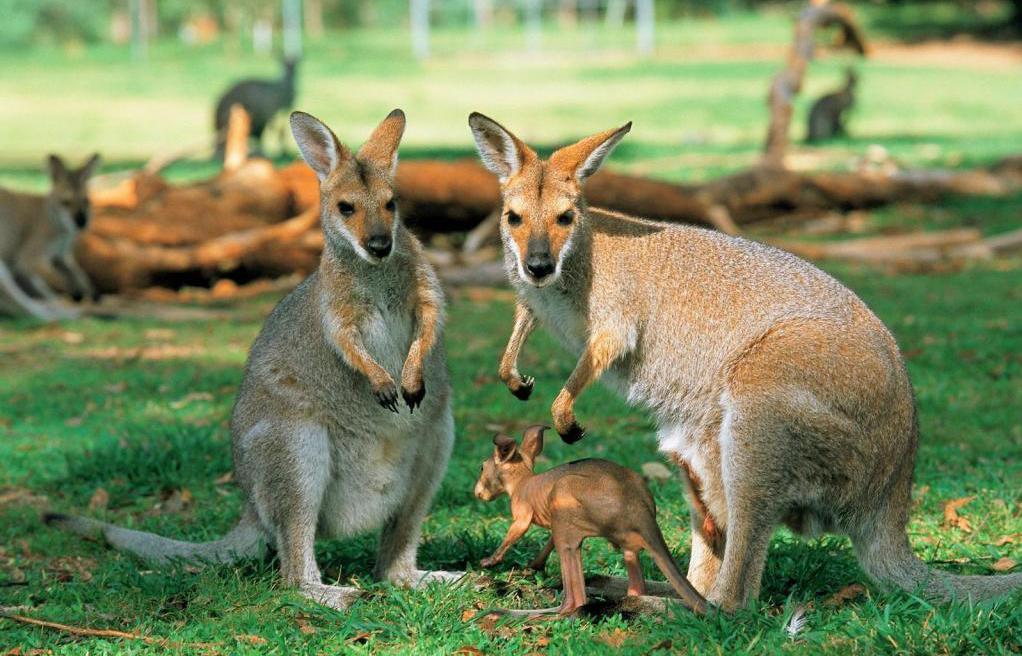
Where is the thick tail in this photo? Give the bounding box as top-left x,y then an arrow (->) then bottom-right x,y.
855,526 -> 1022,602
43,506 -> 265,566
640,527 -> 709,614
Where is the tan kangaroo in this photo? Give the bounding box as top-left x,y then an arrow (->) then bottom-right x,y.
0,154 -> 100,321
474,425 -> 707,616
468,112 -> 1022,611
46,110 -> 461,610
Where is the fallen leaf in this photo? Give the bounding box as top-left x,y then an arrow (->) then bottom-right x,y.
235,635 -> 267,646
157,489 -> 193,514
347,631 -> 373,644
214,471 -> 234,485
600,628 -> 632,648
991,557 -> 1017,572
460,608 -> 478,622
61,332 -> 84,344
455,647 -> 484,656
993,534 -> 1021,546
294,616 -> 316,635
825,583 -> 866,607
641,462 -> 673,481
170,392 -> 214,409
942,496 -> 975,533
88,488 -> 109,511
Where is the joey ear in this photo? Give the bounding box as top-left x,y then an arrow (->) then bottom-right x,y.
493,434 -> 518,464
289,111 -> 351,181
357,109 -> 405,177
47,154 -> 69,183
468,112 -> 534,183
549,121 -> 631,182
520,425 -> 547,462
78,153 -> 101,181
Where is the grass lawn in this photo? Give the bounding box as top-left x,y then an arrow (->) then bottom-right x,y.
1,6 -> 1021,654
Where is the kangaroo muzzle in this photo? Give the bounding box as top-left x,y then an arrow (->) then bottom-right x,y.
365,232 -> 392,259
524,237 -> 555,283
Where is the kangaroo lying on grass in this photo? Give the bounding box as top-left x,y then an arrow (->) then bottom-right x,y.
468,112 -> 1022,611
0,154 -> 99,321
47,110 -> 461,610
474,425 -> 708,616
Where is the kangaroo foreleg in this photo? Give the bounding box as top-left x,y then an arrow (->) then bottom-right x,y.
499,301 -> 537,400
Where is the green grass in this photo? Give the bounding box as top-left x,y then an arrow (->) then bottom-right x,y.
1,254 -> 1020,654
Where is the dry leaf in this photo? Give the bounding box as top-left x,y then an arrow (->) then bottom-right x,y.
88,488 -> 109,511
236,635 -> 267,646
825,583 -> 866,607
641,462 -> 673,481
294,616 -> 316,635
991,557 -> 1017,572
347,631 -> 372,644
993,534 -> 1021,546
600,628 -> 632,648
214,471 -> 234,485
460,608 -> 478,622
455,647 -> 484,656
942,496 -> 976,533
158,489 -> 193,514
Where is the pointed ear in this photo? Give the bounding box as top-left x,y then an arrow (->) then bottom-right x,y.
78,153 -> 101,181
493,434 -> 518,464
520,425 -> 547,462
357,109 -> 405,177
468,112 -> 534,183
549,122 -> 631,182
47,154 -> 69,184
289,111 -> 351,181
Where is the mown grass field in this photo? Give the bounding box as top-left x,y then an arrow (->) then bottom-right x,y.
2,7 -> 1022,654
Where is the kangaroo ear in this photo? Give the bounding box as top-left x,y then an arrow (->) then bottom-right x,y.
520,425 -> 547,462
78,153 -> 101,180
468,112 -> 535,183
47,154 -> 69,184
357,109 -> 405,177
549,122 -> 631,182
493,434 -> 518,464
290,111 -> 352,181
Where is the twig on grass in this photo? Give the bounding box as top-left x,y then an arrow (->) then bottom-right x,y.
0,611 -> 215,650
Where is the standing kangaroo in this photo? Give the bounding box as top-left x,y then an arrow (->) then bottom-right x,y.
47,110 -> 460,610
474,425 -> 707,616
0,154 -> 99,321
214,57 -> 298,158
806,68 -> 857,142
467,112 -> 1022,611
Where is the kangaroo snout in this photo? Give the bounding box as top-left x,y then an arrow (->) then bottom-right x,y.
524,238 -> 555,282
365,233 -> 392,259
74,210 -> 89,228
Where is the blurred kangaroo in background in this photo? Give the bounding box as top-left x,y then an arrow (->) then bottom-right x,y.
806,68 -> 857,142
468,112 -> 1022,611
214,57 -> 298,158
0,154 -> 99,321
48,110 -> 461,610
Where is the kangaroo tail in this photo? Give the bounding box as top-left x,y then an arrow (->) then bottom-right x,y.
640,526 -> 709,614
855,524 -> 1022,602
43,506 -> 265,566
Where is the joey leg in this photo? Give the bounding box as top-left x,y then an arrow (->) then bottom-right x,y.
623,549 -> 646,596
528,537 -> 554,571
555,538 -> 587,615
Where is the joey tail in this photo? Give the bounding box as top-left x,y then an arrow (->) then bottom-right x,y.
640,526 -> 709,614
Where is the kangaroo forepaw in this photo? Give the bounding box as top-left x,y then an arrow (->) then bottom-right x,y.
559,422 -> 585,444
401,382 -> 425,412
374,382 -> 400,413
509,376 -> 535,401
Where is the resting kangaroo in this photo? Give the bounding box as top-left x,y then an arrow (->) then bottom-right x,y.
474,425 -> 707,616
0,154 -> 99,321
47,110 -> 460,610
468,112 -> 1022,610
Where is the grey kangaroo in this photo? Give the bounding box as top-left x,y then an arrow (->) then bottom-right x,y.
0,154 -> 99,321
47,110 -> 461,610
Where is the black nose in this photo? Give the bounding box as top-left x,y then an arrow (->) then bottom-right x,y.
366,234 -> 392,258
74,211 -> 88,228
525,254 -> 555,279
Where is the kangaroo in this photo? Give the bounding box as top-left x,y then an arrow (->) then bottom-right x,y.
0,154 -> 99,321
806,68 -> 857,142
467,112 -> 1022,611
214,57 -> 298,158
46,110 -> 461,610
474,425 -> 707,616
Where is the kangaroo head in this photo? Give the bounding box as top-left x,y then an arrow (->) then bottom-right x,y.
468,113 -> 630,287
290,109 -> 405,264
47,153 -> 100,231
474,425 -> 547,501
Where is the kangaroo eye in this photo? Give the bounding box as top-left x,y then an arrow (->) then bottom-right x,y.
506,210 -> 523,227
557,210 -> 574,226
338,201 -> 355,216
384,198 -> 397,212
